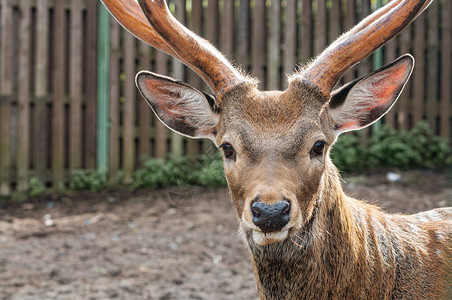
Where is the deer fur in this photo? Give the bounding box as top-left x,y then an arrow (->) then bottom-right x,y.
219,81 -> 452,300
102,0 -> 451,298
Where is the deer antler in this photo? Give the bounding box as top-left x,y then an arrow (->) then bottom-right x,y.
296,0 -> 433,98
101,0 -> 247,100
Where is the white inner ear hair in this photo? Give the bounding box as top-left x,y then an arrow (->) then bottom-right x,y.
331,72 -> 393,129
159,85 -> 219,129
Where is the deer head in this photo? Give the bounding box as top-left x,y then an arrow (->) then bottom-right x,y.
102,0 -> 432,246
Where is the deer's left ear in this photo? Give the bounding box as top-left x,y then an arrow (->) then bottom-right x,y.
329,55 -> 414,135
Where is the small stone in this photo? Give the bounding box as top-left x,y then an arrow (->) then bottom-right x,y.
386,172 -> 402,182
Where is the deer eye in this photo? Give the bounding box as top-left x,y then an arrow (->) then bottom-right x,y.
312,141 -> 327,156
220,143 -> 235,159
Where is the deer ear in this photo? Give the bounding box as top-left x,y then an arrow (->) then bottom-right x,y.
329,55 -> 414,135
136,71 -> 220,141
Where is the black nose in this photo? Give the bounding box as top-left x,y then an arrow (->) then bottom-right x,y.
251,200 -> 290,232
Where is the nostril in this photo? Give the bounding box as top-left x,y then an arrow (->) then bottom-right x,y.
281,200 -> 291,215
251,201 -> 262,218
250,200 -> 291,232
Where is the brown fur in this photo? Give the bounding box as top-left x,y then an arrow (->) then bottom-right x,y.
107,0 -> 449,298
215,83 -> 452,300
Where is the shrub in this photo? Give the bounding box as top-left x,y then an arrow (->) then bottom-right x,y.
28,177 -> 47,197
331,122 -> 452,172
70,169 -> 106,191
195,152 -> 227,186
330,133 -> 366,172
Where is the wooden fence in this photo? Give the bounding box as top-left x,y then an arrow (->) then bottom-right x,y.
0,0 -> 451,194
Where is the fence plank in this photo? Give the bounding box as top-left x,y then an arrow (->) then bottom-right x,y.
17,0 -> 31,191
52,0 -> 65,186
84,0 -> 98,169
0,0 -> 13,195
329,0 -> 342,45
300,0 -> 312,64
220,0 -> 234,59
440,0 -> 451,140
425,1 -> 439,131
413,14 -> 425,124
343,0 -> 356,83
252,0 -> 266,86
123,32 -> 136,182
109,19 -> 120,182
314,0 -> 327,56
267,0 -> 281,90
283,0 -> 296,82
33,0 -> 49,182
206,0 -> 219,46
237,0 -> 250,70
69,0 -> 83,170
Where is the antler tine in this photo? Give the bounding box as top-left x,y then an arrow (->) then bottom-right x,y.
101,0 -> 247,100
297,0 -> 433,99
137,0 -> 247,99
101,0 -> 179,59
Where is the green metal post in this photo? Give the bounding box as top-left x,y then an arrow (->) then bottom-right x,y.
372,0 -> 384,134
97,4 -> 110,176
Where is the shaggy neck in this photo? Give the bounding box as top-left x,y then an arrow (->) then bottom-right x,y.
247,162 -> 362,299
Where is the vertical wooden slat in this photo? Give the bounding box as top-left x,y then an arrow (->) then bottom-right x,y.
440,0 -> 451,141
138,41 -> 151,162
252,0 -> 266,86
0,0 -> 13,195
343,0 -> 356,83
155,51 -> 168,158
69,0 -> 83,170
97,5 -> 110,175
237,0 -> 250,70
267,0 -> 281,90
329,0 -> 342,44
425,1 -> 439,131
171,0 -> 186,156
300,0 -> 312,64
84,0 -> 98,169
109,19 -> 120,182
220,0 -> 234,59
413,14 -> 425,124
314,0 -> 327,56
123,32 -> 136,182
398,26 -> 412,130
206,0 -> 219,46
283,0 -> 296,79
17,0 -> 31,191
52,0 -> 65,186
34,0 -> 48,183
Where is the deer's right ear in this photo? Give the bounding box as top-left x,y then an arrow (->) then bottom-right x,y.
136,71 -> 220,141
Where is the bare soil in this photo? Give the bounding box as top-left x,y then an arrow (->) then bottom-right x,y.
0,169 -> 451,300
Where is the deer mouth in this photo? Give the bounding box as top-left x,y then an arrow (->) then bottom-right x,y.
241,216 -> 295,246
251,229 -> 290,246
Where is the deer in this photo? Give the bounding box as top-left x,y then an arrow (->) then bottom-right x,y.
101,0 -> 451,298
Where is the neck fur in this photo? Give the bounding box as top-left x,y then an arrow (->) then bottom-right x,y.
246,161 -> 362,298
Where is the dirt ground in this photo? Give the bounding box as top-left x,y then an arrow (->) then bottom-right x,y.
0,169 -> 451,300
